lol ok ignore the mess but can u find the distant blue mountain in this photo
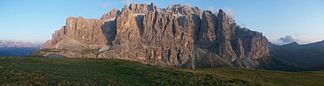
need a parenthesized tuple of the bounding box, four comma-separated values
(265, 40, 324, 71)
(0, 40, 40, 56)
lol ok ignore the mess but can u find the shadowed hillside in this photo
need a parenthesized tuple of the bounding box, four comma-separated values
(266, 41, 324, 71)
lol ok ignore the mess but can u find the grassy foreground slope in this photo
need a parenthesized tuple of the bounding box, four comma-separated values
(0, 57, 254, 86)
(0, 57, 323, 86)
(191, 68, 324, 86)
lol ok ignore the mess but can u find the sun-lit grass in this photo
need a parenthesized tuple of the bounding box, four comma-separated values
(0, 57, 253, 86)
(0, 57, 323, 86)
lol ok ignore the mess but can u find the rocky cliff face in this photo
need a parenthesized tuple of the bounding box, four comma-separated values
(39, 3, 269, 68)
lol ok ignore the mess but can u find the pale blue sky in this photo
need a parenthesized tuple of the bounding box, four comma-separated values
(0, 0, 323, 44)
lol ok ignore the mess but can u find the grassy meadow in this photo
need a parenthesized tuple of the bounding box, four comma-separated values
(0, 57, 323, 86)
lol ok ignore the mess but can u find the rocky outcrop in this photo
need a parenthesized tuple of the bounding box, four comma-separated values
(39, 3, 269, 68)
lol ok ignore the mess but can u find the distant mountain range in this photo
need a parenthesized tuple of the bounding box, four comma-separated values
(0, 40, 40, 56)
(261, 40, 324, 71)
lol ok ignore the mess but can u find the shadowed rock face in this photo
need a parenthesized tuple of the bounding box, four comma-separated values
(39, 3, 269, 68)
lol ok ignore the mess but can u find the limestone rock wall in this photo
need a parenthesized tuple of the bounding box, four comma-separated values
(40, 3, 269, 68)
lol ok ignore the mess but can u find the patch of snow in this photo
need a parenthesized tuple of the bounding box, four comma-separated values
(176, 13, 184, 17)
(157, 9, 162, 12)
(134, 13, 145, 16)
(98, 46, 110, 53)
(104, 17, 116, 22)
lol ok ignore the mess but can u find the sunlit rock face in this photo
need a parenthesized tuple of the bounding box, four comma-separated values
(39, 3, 269, 68)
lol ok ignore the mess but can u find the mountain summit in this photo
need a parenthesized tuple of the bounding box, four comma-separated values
(37, 3, 269, 68)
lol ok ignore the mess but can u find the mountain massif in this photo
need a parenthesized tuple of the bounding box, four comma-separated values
(37, 3, 269, 68)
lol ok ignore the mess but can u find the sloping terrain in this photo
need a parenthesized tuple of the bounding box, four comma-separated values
(0, 57, 253, 86)
(0, 57, 323, 86)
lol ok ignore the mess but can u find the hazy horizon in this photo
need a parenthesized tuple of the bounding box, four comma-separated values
(1, 0, 324, 44)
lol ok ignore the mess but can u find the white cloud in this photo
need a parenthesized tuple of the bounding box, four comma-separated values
(100, 3, 108, 8)
(207, 7, 235, 23)
(279, 35, 297, 43)
(271, 35, 322, 45)
(122, 0, 134, 5)
(223, 8, 235, 19)
(208, 6, 218, 14)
